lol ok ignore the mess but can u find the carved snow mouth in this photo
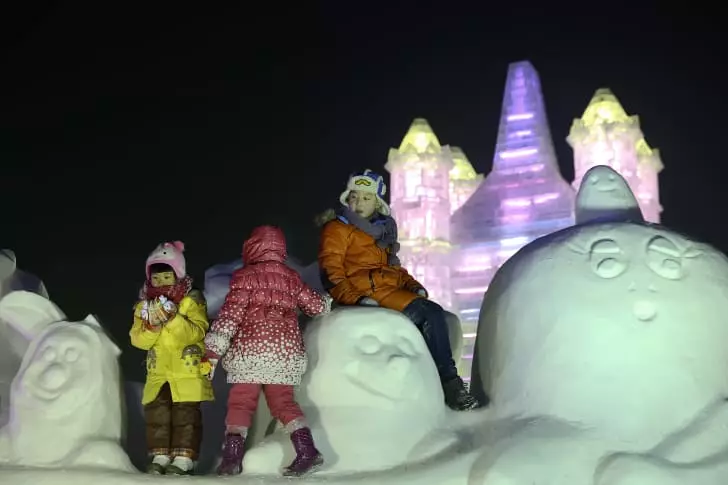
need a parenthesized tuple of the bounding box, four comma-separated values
(633, 300, 657, 321)
(31, 364, 70, 401)
(344, 355, 412, 401)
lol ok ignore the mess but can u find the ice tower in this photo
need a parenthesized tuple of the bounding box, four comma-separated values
(385, 119, 454, 308)
(449, 147, 483, 214)
(568, 88, 663, 223)
(450, 61, 575, 379)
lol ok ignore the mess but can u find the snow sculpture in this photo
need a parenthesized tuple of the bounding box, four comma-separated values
(471, 165, 728, 482)
(0, 249, 48, 300)
(0, 254, 51, 428)
(0, 291, 133, 471)
(242, 307, 454, 475)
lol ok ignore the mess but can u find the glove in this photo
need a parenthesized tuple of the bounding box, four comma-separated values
(415, 287, 428, 298)
(321, 293, 334, 314)
(146, 297, 176, 326)
(358, 297, 379, 307)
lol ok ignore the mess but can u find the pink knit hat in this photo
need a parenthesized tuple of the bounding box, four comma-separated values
(145, 241, 186, 279)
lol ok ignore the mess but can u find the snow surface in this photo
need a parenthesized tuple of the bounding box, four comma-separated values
(0, 251, 50, 427)
(0, 291, 133, 471)
(471, 165, 728, 481)
(574, 165, 644, 224)
(2, 165, 728, 484)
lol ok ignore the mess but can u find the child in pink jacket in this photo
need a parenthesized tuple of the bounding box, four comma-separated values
(204, 225, 331, 476)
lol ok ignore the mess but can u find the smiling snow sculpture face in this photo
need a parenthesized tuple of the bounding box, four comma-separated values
(300, 307, 443, 417)
(0, 291, 123, 466)
(14, 324, 98, 420)
(476, 166, 728, 449)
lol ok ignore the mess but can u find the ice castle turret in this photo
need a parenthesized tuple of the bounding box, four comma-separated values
(568, 88, 663, 223)
(449, 61, 575, 378)
(385, 119, 455, 308)
(449, 147, 483, 214)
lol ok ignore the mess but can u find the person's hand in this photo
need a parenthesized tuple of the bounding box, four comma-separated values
(201, 357, 219, 381)
(158, 296, 178, 318)
(358, 297, 379, 307)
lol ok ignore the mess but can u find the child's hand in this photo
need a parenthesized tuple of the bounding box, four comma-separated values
(201, 355, 219, 381)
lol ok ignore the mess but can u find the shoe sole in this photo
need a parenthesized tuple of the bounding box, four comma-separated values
(165, 465, 191, 475)
(282, 457, 324, 477)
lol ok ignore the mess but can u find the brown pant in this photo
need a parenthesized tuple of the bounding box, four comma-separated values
(144, 383, 202, 459)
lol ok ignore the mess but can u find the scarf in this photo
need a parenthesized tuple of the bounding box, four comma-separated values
(139, 275, 193, 304)
(339, 207, 401, 266)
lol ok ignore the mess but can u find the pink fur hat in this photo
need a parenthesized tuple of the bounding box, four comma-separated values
(145, 241, 186, 279)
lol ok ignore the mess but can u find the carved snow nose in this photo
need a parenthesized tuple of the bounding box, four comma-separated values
(387, 353, 411, 377)
(633, 300, 657, 322)
(39, 363, 67, 391)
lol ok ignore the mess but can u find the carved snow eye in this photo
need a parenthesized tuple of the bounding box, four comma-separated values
(646, 236, 684, 280)
(589, 238, 627, 279)
(358, 335, 383, 355)
(42, 347, 57, 362)
(64, 347, 79, 363)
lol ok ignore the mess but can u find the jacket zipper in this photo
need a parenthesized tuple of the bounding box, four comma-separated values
(369, 269, 376, 293)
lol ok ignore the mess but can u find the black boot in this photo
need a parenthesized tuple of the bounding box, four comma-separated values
(442, 376, 479, 411)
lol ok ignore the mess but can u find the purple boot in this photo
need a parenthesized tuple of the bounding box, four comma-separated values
(283, 427, 324, 477)
(217, 433, 245, 476)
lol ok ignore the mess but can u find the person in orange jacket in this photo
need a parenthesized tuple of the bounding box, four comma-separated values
(317, 169, 479, 411)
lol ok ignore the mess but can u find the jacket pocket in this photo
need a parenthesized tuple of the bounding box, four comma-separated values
(181, 345, 203, 374)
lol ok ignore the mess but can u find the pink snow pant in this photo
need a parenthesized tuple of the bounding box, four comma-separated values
(226, 383, 304, 429)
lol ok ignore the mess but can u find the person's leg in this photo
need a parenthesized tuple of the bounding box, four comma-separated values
(217, 383, 261, 475)
(402, 298, 459, 380)
(143, 383, 173, 474)
(264, 384, 323, 477)
(402, 298, 479, 411)
(166, 401, 202, 474)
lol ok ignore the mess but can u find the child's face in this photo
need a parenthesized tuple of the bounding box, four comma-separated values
(151, 271, 176, 288)
(347, 190, 378, 218)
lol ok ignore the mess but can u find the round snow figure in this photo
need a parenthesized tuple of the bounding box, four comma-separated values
(243, 306, 454, 475)
(0, 291, 132, 470)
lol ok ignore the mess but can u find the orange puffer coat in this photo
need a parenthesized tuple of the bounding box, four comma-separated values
(318, 217, 424, 312)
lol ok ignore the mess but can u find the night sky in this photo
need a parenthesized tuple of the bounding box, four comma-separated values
(1, 4, 724, 377)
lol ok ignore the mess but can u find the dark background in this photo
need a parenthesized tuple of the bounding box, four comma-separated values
(1, 3, 724, 377)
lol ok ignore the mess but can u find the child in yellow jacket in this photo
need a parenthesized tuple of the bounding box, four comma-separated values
(130, 241, 214, 475)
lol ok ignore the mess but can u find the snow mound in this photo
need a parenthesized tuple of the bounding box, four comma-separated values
(243, 307, 454, 475)
(0, 249, 48, 300)
(471, 164, 728, 481)
(0, 291, 132, 471)
(0, 250, 50, 426)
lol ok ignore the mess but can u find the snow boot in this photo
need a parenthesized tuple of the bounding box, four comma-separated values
(443, 376, 479, 411)
(217, 433, 246, 475)
(166, 456, 194, 475)
(283, 427, 323, 477)
(146, 454, 170, 474)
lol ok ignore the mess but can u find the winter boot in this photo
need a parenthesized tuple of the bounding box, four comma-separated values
(217, 433, 246, 475)
(166, 456, 194, 475)
(442, 376, 480, 411)
(283, 427, 324, 477)
(146, 454, 170, 474)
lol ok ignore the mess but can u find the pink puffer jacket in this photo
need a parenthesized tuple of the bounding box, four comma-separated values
(204, 226, 330, 385)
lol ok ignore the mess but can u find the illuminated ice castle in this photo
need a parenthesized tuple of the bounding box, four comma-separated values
(385, 61, 664, 379)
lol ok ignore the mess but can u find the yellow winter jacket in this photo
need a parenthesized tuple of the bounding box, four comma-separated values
(130, 290, 214, 405)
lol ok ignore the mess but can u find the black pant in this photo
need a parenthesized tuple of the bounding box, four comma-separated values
(402, 298, 458, 382)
